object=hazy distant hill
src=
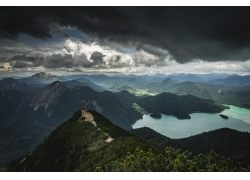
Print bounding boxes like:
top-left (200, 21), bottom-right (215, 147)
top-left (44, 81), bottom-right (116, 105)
top-left (62, 74), bottom-right (111, 84)
top-left (63, 79), bottom-right (105, 92)
top-left (165, 73), bottom-right (230, 82)
top-left (100, 77), bottom-right (148, 90)
top-left (209, 75), bottom-right (250, 86)
top-left (149, 78), bottom-right (179, 92)
top-left (148, 81), bottom-right (250, 109)
top-left (158, 81), bottom-right (222, 100)
top-left (0, 78), bottom-right (36, 92)
top-left (20, 72), bottom-right (65, 86)
top-left (167, 74), bottom-right (204, 82)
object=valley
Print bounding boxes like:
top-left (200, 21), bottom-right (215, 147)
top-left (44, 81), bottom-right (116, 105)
top-left (0, 72), bottom-right (250, 171)
top-left (2, 110), bottom-right (250, 172)
top-left (1, 6), bottom-right (250, 172)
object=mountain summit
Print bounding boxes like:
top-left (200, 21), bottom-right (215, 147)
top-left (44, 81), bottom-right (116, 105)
top-left (1, 110), bottom-right (158, 172)
top-left (20, 72), bottom-right (65, 86)
top-left (2, 110), bottom-right (247, 172)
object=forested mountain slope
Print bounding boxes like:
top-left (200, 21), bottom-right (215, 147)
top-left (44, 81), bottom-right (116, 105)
top-left (131, 127), bottom-right (250, 168)
top-left (2, 110), bottom-right (249, 172)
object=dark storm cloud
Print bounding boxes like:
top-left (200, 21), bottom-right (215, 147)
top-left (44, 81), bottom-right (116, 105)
top-left (44, 54), bottom-right (74, 68)
top-left (73, 53), bottom-right (108, 68)
top-left (137, 44), bottom-right (169, 57)
top-left (115, 55), bottom-right (121, 62)
top-left (4, 52), bottom-right (129, 70)
top-left (1, 7), bottom-right (250, 63)
top-left (45, 53), bottom-right (108, 69)
top-left (90, 51), bottom-right (106, 65)
top-left (11, 61), bottom-right (31, 69)
top-left (108, 55), bottom-right (132, 68)
top-left (0, 57), bottom-right (7, 62)
top-left (7, 55), bottom-right (44, 67)
top-left (5, 53), bottom-right (81, 69)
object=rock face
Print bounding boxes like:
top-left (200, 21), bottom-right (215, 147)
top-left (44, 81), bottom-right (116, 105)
top-left (0, 78), bottom-right (36, 92)
top-left (0, 81), bottom-right (142, 168)
top-left (29, 81), bottom-right (66, 111)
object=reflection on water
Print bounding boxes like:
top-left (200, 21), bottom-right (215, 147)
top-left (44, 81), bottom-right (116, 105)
top-left (132, 105), bottom-right (250, 139)
top-left (222, 105), bottom-right (250, 124)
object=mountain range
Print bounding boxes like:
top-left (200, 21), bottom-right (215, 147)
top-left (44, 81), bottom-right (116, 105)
top-left (209, 75), bottom-right (250, 86)
top-left (0, 78), bottom-right (36, 92)
top-left (0, 78), bottom-right (227, 167)
top-left (0, 72), bottom-right (250, 171)
top-left (63, 79), bottom-right (105, 92)
top-left (98, 75), bottom-right (250, 108)
top-left (19, 72), bottom-right (65, 87)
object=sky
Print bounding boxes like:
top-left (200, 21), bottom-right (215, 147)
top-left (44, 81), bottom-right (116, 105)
top-left (1, 6), bottom-right (250, 76)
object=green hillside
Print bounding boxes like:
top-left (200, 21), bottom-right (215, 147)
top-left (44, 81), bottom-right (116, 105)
top-left (131, 127), bottom-right (250, 168)
top-left (2, 110), bottom-right (249, 172)
top-left (138, 92), bottom-right (227, 119)
top-left (148, 81), bottom-right (250, 109)
top-left (1, 110), bottom-right (160, 172)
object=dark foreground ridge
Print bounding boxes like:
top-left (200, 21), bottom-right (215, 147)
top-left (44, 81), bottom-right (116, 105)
top-left (1, 110), bottom-right (159, 172)
top-left (131, 127), bottom-right (250, 168)
top-left (1, 110), bottom-right (250, 172)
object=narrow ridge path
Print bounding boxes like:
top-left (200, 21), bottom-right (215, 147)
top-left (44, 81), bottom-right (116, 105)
top-left (81, 110), bottom-right (113, 142)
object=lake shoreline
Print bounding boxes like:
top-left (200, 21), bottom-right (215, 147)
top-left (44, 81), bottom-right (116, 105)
top-left (132, 105), bottom-right (250, 139)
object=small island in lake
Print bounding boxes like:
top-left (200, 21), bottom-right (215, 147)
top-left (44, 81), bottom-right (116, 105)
top-left (220, 114), bottom-right (228, 119)
top-left (150, 112), bottom-right (162, 119)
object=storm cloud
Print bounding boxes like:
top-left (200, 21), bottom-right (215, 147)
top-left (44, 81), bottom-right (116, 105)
top-left (90, 51), bottom-right (106, 66)
top-left (1, 7), bottom-right (250, 63)
top-left (11, 61), bottom-right (31, 69)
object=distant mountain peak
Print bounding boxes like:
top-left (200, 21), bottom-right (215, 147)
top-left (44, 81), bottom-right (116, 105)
top-left (156, 78), bottom-right (178, 87)
top-left (19, 72), bottom-right (64, 86)
top-left (1, 77), bottom-right (16, 82)
top-left (162, 78), bottom-right (176, 82)
top-left (50, 80), bottom-right (62, 84)
top-left (0, 77), bottom-right (35, 92)
top-left (48, 81), bottom-right (72, 91)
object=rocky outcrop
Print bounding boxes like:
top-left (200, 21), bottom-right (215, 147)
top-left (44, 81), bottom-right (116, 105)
top-left (29, 81), bottom-right (66, 111)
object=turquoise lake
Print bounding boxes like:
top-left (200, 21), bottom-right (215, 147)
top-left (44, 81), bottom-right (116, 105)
top-left (132, 105), bottom-right (250, 139)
